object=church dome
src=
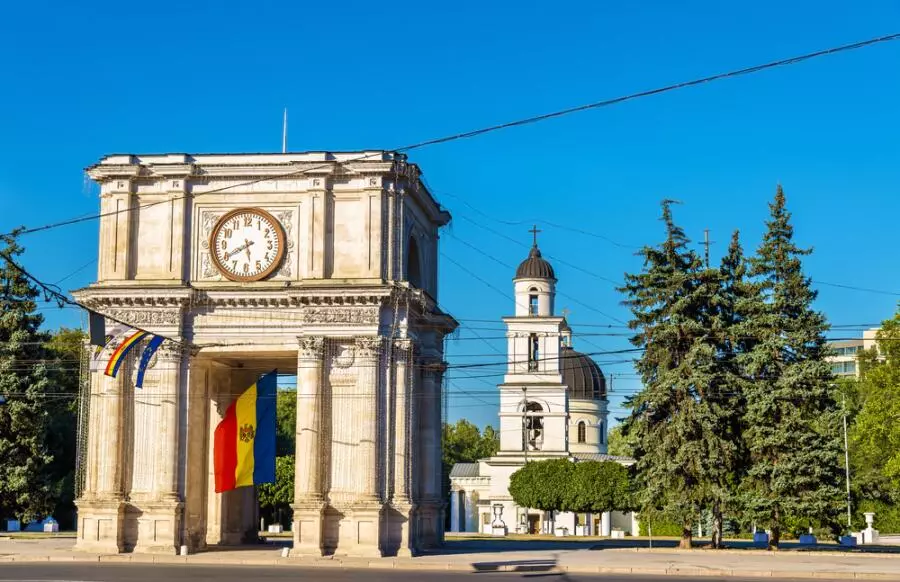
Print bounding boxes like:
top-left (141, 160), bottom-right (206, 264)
top-left (515, 245), bottom-right (556, 280)
top-left (561, 346), bottom-right (606, 400)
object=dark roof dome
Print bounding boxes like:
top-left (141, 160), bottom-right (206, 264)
top-left (515, 245), bottom-right (556, 280)
top-left (561, 346), bottom-right (606, 400)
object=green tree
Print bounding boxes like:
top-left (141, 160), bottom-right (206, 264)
top-left (44, 327), bottom-right (83, 529)
top-left (851, 312), bottom-right (900, 495)
top-left (0, 230), bottom-right (55, 523)
top-left (276, 388), bottom-right (296, 457)
top-left (738, 186), bottom-right (844, 548)
top-left (606, 425), bottom-right (635, 457)
top-left (566, 461), bottom-right (634, 514)
top-left (619, 200), bottom-right (742, 548)
top-left (509, 458), bottom-right (575, 513)
top-left (258, 455), bottom-right (294, 527)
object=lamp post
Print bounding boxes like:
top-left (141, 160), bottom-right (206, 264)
top-left (842, 391), bottom-right (852, 529)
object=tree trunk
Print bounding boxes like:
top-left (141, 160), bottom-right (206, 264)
top-left (712, 502), bottom-right (723, 549)
top-left (680, 525), bottom-right (693, 549)
top-left (769, 524), bottom-right (780, 550)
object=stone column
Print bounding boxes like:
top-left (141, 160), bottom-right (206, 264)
top-left (391, 339), bottom-right (415, 556)
top-left (345, 336), bottom-right (384, 557)
top-left (417, 361), bottom-right (446, 548)
top-left (449, 489), bottom-right (459, 532)
top-left (133, 341), bottom-right (186, 554)
top-left (292, 335), bottom-right (326, 556)
top-left (74, 368), bottom-right (126, 553)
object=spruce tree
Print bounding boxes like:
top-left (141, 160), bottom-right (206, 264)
top-left (620, 200), bottom-right (741, 548)
top-left (738, 187), bottom-right (844, 548)
top-left (710, 231), bottom-right (753, 547)
top-left (0, 229), bottom-right (55, 523)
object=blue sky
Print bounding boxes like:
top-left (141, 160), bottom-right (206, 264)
top-left (1, 1), bottom-right (899, 430)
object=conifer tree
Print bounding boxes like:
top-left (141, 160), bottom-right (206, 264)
top-left (710, 230), bottom-right (753, 547)
top-left (738, 187), bottom-right (843, 548)
top-left (0, 229), bottom-right (55, 522)
top-left (620, 200), bottom-right (741, 548)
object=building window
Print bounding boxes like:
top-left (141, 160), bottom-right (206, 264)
top-left (577, 421), bottom-right (586, 444)
top-left (529, 289), bottom-right (539, 315)
top-left (831, 361), bottom-right (856, 375)
top-left (523, 401), bottom-right (544, 451)
top-left (528, 334), bottom-right (540, 371)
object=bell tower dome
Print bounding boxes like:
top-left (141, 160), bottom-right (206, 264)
top-left (514, 226), bottom-right (556, 317)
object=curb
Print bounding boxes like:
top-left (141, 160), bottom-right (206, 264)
top-left (3, 553), bottom-right (900, 579)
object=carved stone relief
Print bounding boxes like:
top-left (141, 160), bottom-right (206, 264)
top-left (199, 211), bottom-right (224, 281)
top-left (301, 307), bottom-right (380, 325)
top-left (105, 309), bottom-right (182, 327)
top-left (274, 210), bottom-right (294, 278)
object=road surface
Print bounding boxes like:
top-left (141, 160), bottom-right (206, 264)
top-left (0, 563), bottom-right (851, 581)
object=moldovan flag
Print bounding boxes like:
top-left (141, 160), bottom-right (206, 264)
top-left (213, 370), bottom-right (277, 493)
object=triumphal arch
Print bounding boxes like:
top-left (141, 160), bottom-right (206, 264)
top-left (72, 152), bottom-right (457, 557)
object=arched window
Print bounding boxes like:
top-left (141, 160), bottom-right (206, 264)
top-left (599, 421), bottom-right (605, 444)
top-left (523, 401), bottom-right (544, 451)
top-left (577, 421), bottom-right (586, 444)
top-left (407, 236), bottom-right (423, 289)
top-left (528, 287), bottom-right (539, 315)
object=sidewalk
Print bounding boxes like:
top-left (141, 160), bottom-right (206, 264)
top-left (3, 537), bottom-right (900, 579)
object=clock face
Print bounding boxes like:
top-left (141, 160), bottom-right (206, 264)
top-left (209, 208), bottom-right (285, 281)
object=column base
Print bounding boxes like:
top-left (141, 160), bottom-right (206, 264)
top-left (390, 500), bottom-right (418, 557)
top-left (291, 499), bottom-right (326, 557)
top-left (129, 501), bottom-right (184, 554)
top-left (337, 502), bottom-right (384, 558)
top-left (74, 497), bottom-right (125, 554)
top-left (416, 502), bottom-right (443, 549)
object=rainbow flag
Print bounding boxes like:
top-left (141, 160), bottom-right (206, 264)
top-left (213, 371), bottom-right (277, 493)
top-left (104, 330), bottom-right (150, 377)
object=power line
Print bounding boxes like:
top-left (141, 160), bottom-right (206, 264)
top-left (6, 32), bottom-right (899, 241)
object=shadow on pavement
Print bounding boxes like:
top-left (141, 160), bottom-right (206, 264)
top-left (471, 557), bottom-right (558, 573)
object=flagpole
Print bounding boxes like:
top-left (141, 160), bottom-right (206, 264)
top-left (282, 108), bottom-right (288, 153)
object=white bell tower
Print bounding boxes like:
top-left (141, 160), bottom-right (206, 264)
top-left (497, 228), bottom-right (570, 456)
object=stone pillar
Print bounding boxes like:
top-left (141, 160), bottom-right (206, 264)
top-left (346, 336), bottom-right (384, 557)
top-left (449, 489), bottom-right (459, 532)
top-left (417, 360), bottom-right (446, 548)
top-left (601, 511), bottom-right (611, 536)
top-left (74, 370), bottom-right (126, 553)
top-left (133, 342), bottom-right (185, 554)
top-left (292, 335), bottom-right (326, 556)
top-left (391, 339), bottom-right (415, 556)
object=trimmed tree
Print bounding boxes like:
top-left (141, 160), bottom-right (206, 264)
top-left (566, 460), bottom-right (634, 515)
top-left (509, 459), bottom-right (575, 515)
top-left (738, 186), bottom-right (843, 548)
top-left (0, 230), bottom-right (55, 523)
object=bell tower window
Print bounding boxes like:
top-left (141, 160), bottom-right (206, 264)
top-left (528, 334), bottom-right (539, 371)
top-left (528, 289), bottom-right (539, 315)
top-left (577, 421), bottom-right (586, 444)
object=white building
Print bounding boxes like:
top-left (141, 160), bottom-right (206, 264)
top-left (448, 240), bottom-right (635, 536)
top-left (828, 328), bottom-right (879, 379)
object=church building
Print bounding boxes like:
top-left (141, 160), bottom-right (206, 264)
top-left (448, 238), bottom-right (636, 536)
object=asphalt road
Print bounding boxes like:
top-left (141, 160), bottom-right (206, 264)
top-left (0, 564), bottom-right (850, 582)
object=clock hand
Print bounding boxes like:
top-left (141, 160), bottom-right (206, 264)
top-left (244, 239), bottom-right (253, 262)
top-left (225, 243), bottom-right (248, 259)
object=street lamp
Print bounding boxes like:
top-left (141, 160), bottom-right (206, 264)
top-left (832, 383), bottom-right (852, 530)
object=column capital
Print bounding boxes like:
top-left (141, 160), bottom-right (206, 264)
top-left (297, 335), bottom-right (326, 359)
top-left (355, 336), bottom-right (383, 358)
top-left (155, 340), bottom-right (190, 362)
top-left (421, 360), bottom-right (448, 374)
